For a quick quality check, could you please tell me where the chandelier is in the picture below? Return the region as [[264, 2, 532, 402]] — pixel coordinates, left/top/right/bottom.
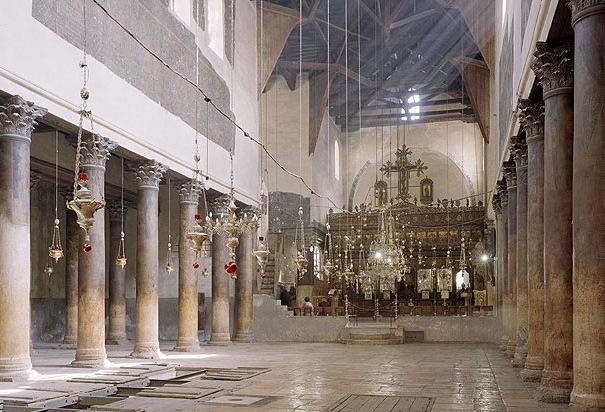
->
[[367, 210, 401, 288], [294, 206, 308, 279]]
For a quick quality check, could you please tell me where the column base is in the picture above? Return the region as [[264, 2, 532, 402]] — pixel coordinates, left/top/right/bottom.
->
[[570, 390, 605, 411], [208, 333, 232, 345], [173, 337, 201, 352], [63, 336, 77, 346], [499, 336, 509, 351], [106, 336, 129, 346], [71, 348, 107, 368], [536, 370, 573, 403], [0, 355, 32, 382], [512, 346, 528, 368], [520, 355, 544, 382], [505, 342, 516, 358], [231, 332, 253, 343], [130, 342, 161, 359]]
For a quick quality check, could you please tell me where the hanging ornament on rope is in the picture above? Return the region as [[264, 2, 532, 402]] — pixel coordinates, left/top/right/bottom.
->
[[294, 207, 308, 280], [253, 235, 270, 280], [115, 158, 127, 268], [165, 175, 175, 273], [323, 220, 335, 277], [66, 57, 105, 252], [49, 130, 64, 263]]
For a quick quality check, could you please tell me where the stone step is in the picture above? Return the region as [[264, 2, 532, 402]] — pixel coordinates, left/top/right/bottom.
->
[[348, 332, 396, 340], [341, 337, 402, 345]]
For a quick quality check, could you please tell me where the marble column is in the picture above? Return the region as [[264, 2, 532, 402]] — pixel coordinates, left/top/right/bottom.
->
[[72, 134, 117, 367], [233, 216, 256, 342], [511, 136, 528, 368], [491, 191, 504, 344], [174, 181, 201, 352], [498, 180, 510, 352], [0, 96, 46, 379], [106, 200, 128, 345], [569, 1, 605, 409], [209, 196, 232, 345], [131, 160, 166, 359], [532, 41, 574, 403], [60, 187, 79, 347], [517, 100, 545, 382], [503, 161, 517, 358]]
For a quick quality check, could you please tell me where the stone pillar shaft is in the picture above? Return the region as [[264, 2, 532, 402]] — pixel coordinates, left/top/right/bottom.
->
[[499, 193, 510, 351], [569, 2, 605, 409], [512, 138, 528, 368], [233, 227, 255, 342], [532, 41, 574, 403], [174, 182, 201, 352], [64, 209, 79, 346], [518, 100, 545, 382], [504, 165, 517, 358], [131, 161, 166, 359], [73, 134, 116, 367], [210, 230, 231, 344], [107, 201, 127, 345], [0, 96, 46, 379]]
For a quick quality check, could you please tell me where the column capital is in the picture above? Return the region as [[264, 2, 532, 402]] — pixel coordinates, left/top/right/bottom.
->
[[504, 161, 517, 190], [209, 194, 231, 216], [80, 134, 118, 170], [531, 42, 574, 98], [106, 198, 127, 222], [568, 0, 605, 25], [176, 180, 202, 204], [492, 191, 502, 215], [511, 136, 528, 168], [30, 171, 42, 191], [0, 95, 47, 139], [498, 179, 509, 207], [517, 99, 545, 142], [131, 160, 167, 189]]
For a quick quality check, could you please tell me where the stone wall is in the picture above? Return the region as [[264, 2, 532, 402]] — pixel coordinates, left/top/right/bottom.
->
[[397, 316, 497, 343]]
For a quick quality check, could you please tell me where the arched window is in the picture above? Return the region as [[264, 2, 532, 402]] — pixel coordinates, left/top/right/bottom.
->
[[334, 140, 340, 181], [208, 0, 224, 57]]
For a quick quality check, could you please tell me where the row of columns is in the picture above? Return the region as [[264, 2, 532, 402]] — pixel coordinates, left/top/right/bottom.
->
[[493, 2, 604, 409], [0, 93, 258, 378]]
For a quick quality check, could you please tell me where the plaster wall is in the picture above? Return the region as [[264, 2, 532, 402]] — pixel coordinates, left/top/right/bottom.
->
[[345, 122, 485, 208]]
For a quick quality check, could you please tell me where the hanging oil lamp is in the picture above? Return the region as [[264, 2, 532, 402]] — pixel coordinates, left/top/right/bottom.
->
[[459, 237, 467, 271], [165, 241, 174, 273], [44, 253, 54, 276], [294, 206, 308, 275], [253, 236, 270, 278], [220, 151, 244, 279], [67, 172, 104, 252], [49, 218, 64, 262], [165, 175, 175, 273], [116, 231, 127, 268], [323, 222, 335, 277], [187, 212, 209, 269]]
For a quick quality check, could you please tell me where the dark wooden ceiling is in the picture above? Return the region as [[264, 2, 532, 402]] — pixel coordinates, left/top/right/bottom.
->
[[267, 0, 484, 132]]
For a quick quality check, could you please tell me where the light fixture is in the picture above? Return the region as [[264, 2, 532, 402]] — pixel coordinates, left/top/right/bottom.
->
[[115, 157, 127, 268], [253, 236, 270, 278]]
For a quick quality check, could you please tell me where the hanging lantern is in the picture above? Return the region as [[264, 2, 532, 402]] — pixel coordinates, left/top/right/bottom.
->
[[459, 237, 467, 270], [294, 207, 308, 275], [67, 172, 104, 252], [253, 236, 270, 277], [49, 218, 64, 262], [165, 242, 174, 273], [187, 213, 209, 269], [224, 261, 238, 279], [116, 231, 127, 268]]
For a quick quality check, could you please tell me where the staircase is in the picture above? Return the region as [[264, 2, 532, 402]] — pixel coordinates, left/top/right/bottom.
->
[[260, 253, 276, 295], [340, 324, 403, 345]]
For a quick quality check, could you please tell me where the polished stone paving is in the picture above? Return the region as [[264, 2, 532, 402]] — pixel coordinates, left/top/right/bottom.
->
[[9, 343, 570, 411]]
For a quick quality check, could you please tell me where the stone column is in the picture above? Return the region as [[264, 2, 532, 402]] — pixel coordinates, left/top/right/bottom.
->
[[106, 200, 128, 345], [491, 190, 504, 343], [517, 100, 545, 382], [72, 134, 117, 367], [532, 41, 574, 403], [209, 196, 232, 345], [60, 187, 79, 347], [498, 180, 510, 351], [131, 160, 166, 358], [503, 162, 517, 358], [511, 136, 528, 368], [569, 2, 605, 409], [0, 96, 46, 379], [233, 216, 256, 342], [174, 181, 201, 352]]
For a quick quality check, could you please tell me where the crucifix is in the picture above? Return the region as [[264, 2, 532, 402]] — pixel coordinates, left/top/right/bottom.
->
[[380, 145, 428, 202]]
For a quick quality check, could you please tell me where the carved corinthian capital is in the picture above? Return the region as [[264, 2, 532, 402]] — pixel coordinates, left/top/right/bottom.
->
[[491, 191, 502, 215], [511, 136, 528, 168], [80, 134, 118, 169], [177, 180, 202, 204], [531, 42, 574, 98], [498, 179, 509, 207], [503, 160, 517, 189], [106, 199, 128, 221], [133, 160, 167, 189], [568, 0, 605, 25], [517, 99, 545, 141], [0, 95, 47, 138]]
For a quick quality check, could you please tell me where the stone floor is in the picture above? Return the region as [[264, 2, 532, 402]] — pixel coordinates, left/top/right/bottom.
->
[[6, 342, 569, 411]]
